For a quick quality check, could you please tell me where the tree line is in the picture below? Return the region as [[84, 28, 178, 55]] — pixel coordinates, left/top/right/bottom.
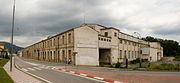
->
[[142, 36, 180, 57]]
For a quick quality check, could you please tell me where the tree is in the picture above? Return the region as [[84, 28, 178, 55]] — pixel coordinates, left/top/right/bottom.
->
[[142, 36, 180, 57]]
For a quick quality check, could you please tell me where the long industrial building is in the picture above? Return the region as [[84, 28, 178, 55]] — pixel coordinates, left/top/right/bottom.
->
[[21, 24, 163, 66]]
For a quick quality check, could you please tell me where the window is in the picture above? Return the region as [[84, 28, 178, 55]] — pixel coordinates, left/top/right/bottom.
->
[[101, 38, 103, 41], [99, 37, 100, 40], [62, 36, 65, 44], [58, 51, 60, 62], [68, 50, 71, 59], [54, 39, 56, 46], [62, 50, 65, 61], [114, 32, 117, 37], [68, 33, 71, 43], [48, 41, 50, 47], [140, 50, 142, 54], [51, 40, 52, 46], [54, 51, 56, 59], [129, 41, 131, 45], [120, 50, 122, 59], [124, 51, 127, 58], [128, 51, 131, 59], [120, 39, 122, 44], [124, 40, 127, 44], [105, 32, 108, 37], [132, 51, 134, 58], [104, 39, 106, 41], [58, 37, 59, 45]]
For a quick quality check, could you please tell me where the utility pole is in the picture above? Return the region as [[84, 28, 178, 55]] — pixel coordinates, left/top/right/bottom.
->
[[134, 32, 142, 68], [10, 0, 16, 72]]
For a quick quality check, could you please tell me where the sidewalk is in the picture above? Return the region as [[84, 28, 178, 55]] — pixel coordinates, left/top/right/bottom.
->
[[3, 59, 41, 83]]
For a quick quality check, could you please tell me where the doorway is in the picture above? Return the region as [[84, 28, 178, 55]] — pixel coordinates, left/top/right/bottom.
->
[[99, 49, 111, 66]]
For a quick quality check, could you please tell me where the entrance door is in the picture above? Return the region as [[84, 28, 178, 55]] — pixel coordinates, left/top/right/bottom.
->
[[99, 49, 111, 66]]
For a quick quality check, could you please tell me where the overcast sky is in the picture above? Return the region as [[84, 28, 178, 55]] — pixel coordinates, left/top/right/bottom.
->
[[0, 0, 180, 47]]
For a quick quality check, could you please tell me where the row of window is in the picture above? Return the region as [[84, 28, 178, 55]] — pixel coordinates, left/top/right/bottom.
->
[[119, 50, 139, 59], [99, 37, 111, 42], [104, 32, 117, 37], [120, 39, 138, 46], [25, 50, 72, 61], [33, 33, 72, 48]]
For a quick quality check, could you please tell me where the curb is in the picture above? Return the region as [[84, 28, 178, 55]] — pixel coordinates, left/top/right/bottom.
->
[[55, 68, 123, 83]]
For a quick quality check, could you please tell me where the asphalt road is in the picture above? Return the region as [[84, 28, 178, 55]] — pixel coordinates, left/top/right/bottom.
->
[[20, 57, 180, 76], [14, 56, 105, 83]]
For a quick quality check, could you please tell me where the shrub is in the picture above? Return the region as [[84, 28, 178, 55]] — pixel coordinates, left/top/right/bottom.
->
[[148, 63, 180, 70], [174, 56, 180, 61], [130, 58, 140, 64], [115, 62, 121, 68]]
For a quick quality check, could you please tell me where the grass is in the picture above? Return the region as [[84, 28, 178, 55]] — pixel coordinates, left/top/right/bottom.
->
[[0, 59, 14, 83], [147, 63, 180, 71]]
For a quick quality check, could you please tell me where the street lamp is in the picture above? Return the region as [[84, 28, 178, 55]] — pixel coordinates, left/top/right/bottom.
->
[[134, 32, 142, 68], [10, 0, 16, 72]]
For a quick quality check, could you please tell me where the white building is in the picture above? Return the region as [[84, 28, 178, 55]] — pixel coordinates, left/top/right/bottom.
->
[[22, 24, 163, 66]]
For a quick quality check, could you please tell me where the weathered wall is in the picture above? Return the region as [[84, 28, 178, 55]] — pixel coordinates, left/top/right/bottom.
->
[[74, 26, 99, 66]]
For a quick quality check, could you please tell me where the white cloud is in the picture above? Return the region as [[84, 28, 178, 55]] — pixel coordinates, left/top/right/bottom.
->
[[0, 0, 180, 47]]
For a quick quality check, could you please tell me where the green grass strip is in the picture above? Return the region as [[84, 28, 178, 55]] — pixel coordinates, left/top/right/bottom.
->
[[0, 59, 14, 83]]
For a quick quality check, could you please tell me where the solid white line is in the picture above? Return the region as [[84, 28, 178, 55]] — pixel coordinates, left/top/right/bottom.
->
[[45, 66, 51, 69], [15, 63, 52, 83], [80, 73, 87, 76], [69, 71, 75, 74], [114, 81, 123, 83], [53, 69, 107, 83], [26, 62, 39, 66], [94, 77, 104, 80], [25, 71, 52, 83], [33, 67, 42, 70], [39, 65, 46, 69], [28, 68, 35, 71], [21, 68, 28, 72]]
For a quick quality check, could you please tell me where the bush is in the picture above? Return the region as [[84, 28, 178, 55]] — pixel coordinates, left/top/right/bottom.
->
[[130, 58, 140, 64], [130, 58, 148, 64], [174, 56, 180, 61], [115, 62, 121, 68]]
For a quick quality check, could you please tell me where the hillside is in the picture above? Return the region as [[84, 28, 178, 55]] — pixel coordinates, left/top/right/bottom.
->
[[0, 41, 23, 51]]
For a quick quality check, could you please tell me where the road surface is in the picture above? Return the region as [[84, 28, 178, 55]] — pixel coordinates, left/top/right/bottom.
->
[[14, 56, 105, 83]]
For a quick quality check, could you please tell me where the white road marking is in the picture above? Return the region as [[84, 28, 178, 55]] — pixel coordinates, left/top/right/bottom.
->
[[94, 77, 104, 80], [51, 67, 56, 70], [80, 73, 87, 76], [70, 71, 75, 74], [33, 67, 42, 70], [44, 66, 49, 69], [54, 69, 107, 83], [28, 68, 35, 71], [25, 62, 39, 66], [39, 65, 46, 69], [21, 68, 28, 72], [114, 81, 123, 83], [23, 70, 52, 83]]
